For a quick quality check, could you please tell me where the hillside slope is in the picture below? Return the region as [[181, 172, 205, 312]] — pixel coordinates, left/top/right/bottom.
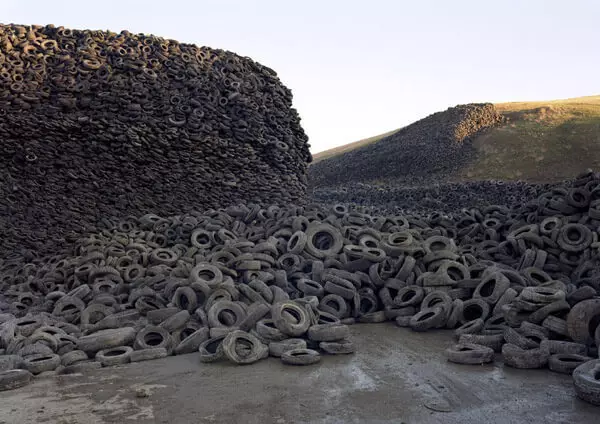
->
[[309, 103, 501, 187], [309, 95, 600, 187], [459, 96, 600, 182]]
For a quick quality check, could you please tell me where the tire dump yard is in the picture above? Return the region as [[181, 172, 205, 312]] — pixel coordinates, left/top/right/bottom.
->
[[0, 24, 600, 424]]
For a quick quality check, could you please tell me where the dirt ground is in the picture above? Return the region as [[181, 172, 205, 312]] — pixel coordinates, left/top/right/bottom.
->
[[0, 324, 597, 424]]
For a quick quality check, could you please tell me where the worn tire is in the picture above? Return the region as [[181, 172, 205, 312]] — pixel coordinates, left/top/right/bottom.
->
[[0, 369, 33, 392], [222, 330, 267, 365], [307, 323, 349, 342], [502, 343, 549, 369], [573, 359, 600, 406], [198, 336, 226, 363], [445, 343, 494, 365], [23, 353, 61, 374], [269, 338, 307, 357], [281, 348, 321, 365], [77, 327, 136, 354], [95, 346, 133, 366], [567, 299, 600, 345], [548, 353, 593, 375], [319, 340, 355, 355], [130, 347, 168, 362]]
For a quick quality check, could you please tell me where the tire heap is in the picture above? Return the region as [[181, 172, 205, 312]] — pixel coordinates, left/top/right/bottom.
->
[[312, 180, 560, 215], [0, 24, 311, 256], [1, 171, 600, 405], [309, 103, 501, 188]]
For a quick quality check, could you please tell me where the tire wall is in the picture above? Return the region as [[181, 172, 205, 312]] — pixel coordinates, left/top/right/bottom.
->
[[0, 24, 311, 255]]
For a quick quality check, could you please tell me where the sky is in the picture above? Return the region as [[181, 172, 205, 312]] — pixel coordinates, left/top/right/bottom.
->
[[2, 0, 599, 153]]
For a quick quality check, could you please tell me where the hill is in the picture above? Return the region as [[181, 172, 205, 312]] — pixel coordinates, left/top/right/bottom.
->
[[309, 95, 600, 187]]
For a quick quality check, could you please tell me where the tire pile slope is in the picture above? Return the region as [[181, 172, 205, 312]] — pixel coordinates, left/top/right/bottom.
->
[[0, 171, 600, 405], [309, 103, 501, 188], [0, 24, 310, 256]]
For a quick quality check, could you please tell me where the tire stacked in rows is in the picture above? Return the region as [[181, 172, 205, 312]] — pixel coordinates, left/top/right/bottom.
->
[[0, 24, 311, 257], [1, 170, 600, 405]]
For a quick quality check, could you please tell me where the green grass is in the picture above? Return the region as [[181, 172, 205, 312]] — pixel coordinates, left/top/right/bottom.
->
[[458, 95, 600, 182], [312, 95, 600, 183]]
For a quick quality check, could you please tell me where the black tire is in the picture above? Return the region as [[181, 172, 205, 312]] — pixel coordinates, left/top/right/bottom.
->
[[573, 359, 600, 406], [174, 327, 210, 355], [60, 360, 102, 374], [134, 325, 172, 353], [207, 300, 246, 329], [410, 307, 445, 332], [308, 323, 349, 342], [459, 333, 505, 352], [460, 299, 490, 324], [60, 350, 89, 366], [281, 348, 321, 365], [548, 353, 593, 375], [24, 353, 61, 374], [0, 369, 33, 392], [445, 343, 494, 365], [222, 330, 267, 365], [198, 336, 226, 363], [454, 319, 484, 340], [130, 347, 168, 362], [320, 340, 355, 355], [502, 343, 549, 369], [473, 272, 510, 304], [269, 338, 307, 357], [95, 346, 133, 366], [540, 340, 587, 355], [567, 299, 600, 345], [77, 327, 136, 354], [272, 302, 310, 337], [0, 355, 25, 372]]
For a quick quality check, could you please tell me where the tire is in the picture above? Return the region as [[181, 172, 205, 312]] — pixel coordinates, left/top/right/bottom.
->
[[410, 308, 445, 332], [502, 343, 549, 369], [281, 348, 321, 365], [130, 347, 168, 362], [319, 340, 355, 355], [446, 299, 463, 329], [238, 303, 270, 332], [358, 311, 387, 323], [159, 310, 190, 333], [77, 327, 136, 354], [473, 272, 510, 305], [445, 343, 494, 365], [174, 327, 210, 355], [60, 360, 102, 374], [307, 323, 349, 342], [394, 286, 424, 307], [198, 336, 226, 363], [134, 326, 172, 353], [573, 359, 600, 405], [548, 353, 593, 375], [222, 330, 267, 365], [459, 333, 505, 352], [269, 338, 307, 357], [255, 319, 287, 342], [272, 302, 310, 337], [460, 299, 490, 324], [61, 350, 89, 366], [540, 340, 587, 355], [0, 369, 33, 392], [207, 301, 246, 328], [95, 346, 133, 366], [567, 299, 600, 345], [24, 353, 61, 374], [0, 355, 25, 372], [503, 327, 539, 350], [454, 319, 484, 340]]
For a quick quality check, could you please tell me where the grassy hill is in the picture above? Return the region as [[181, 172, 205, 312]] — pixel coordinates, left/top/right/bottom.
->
[[310, 95, 600, 185], [458, 95, 600, 182]]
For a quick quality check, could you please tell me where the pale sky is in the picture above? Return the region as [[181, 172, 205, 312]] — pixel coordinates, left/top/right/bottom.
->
[[2, 0, 599, 153]]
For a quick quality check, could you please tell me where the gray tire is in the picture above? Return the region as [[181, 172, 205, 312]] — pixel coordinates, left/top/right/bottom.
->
[[445, 343, 494, 365], [77, 327, 136, 354], [281, 348, 321, 365], [95, 346, 133, 366], [0, 369, 33, 392]]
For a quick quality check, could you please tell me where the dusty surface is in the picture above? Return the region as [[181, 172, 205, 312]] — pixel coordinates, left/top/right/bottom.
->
[[0, 324, 597, 424]]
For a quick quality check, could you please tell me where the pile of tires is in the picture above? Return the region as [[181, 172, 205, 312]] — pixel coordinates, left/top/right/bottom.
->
[[0, 170, 599, 405], [0, 24, 311, 256]]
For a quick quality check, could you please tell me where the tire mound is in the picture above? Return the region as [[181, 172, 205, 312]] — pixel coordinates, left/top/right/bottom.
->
[[0, 24, 310, 256], [1, 170, 599, 404], [309, 103, 501, 187]]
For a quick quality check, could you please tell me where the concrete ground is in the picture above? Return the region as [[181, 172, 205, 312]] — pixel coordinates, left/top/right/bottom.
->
[[0, 324, 597, 424]]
